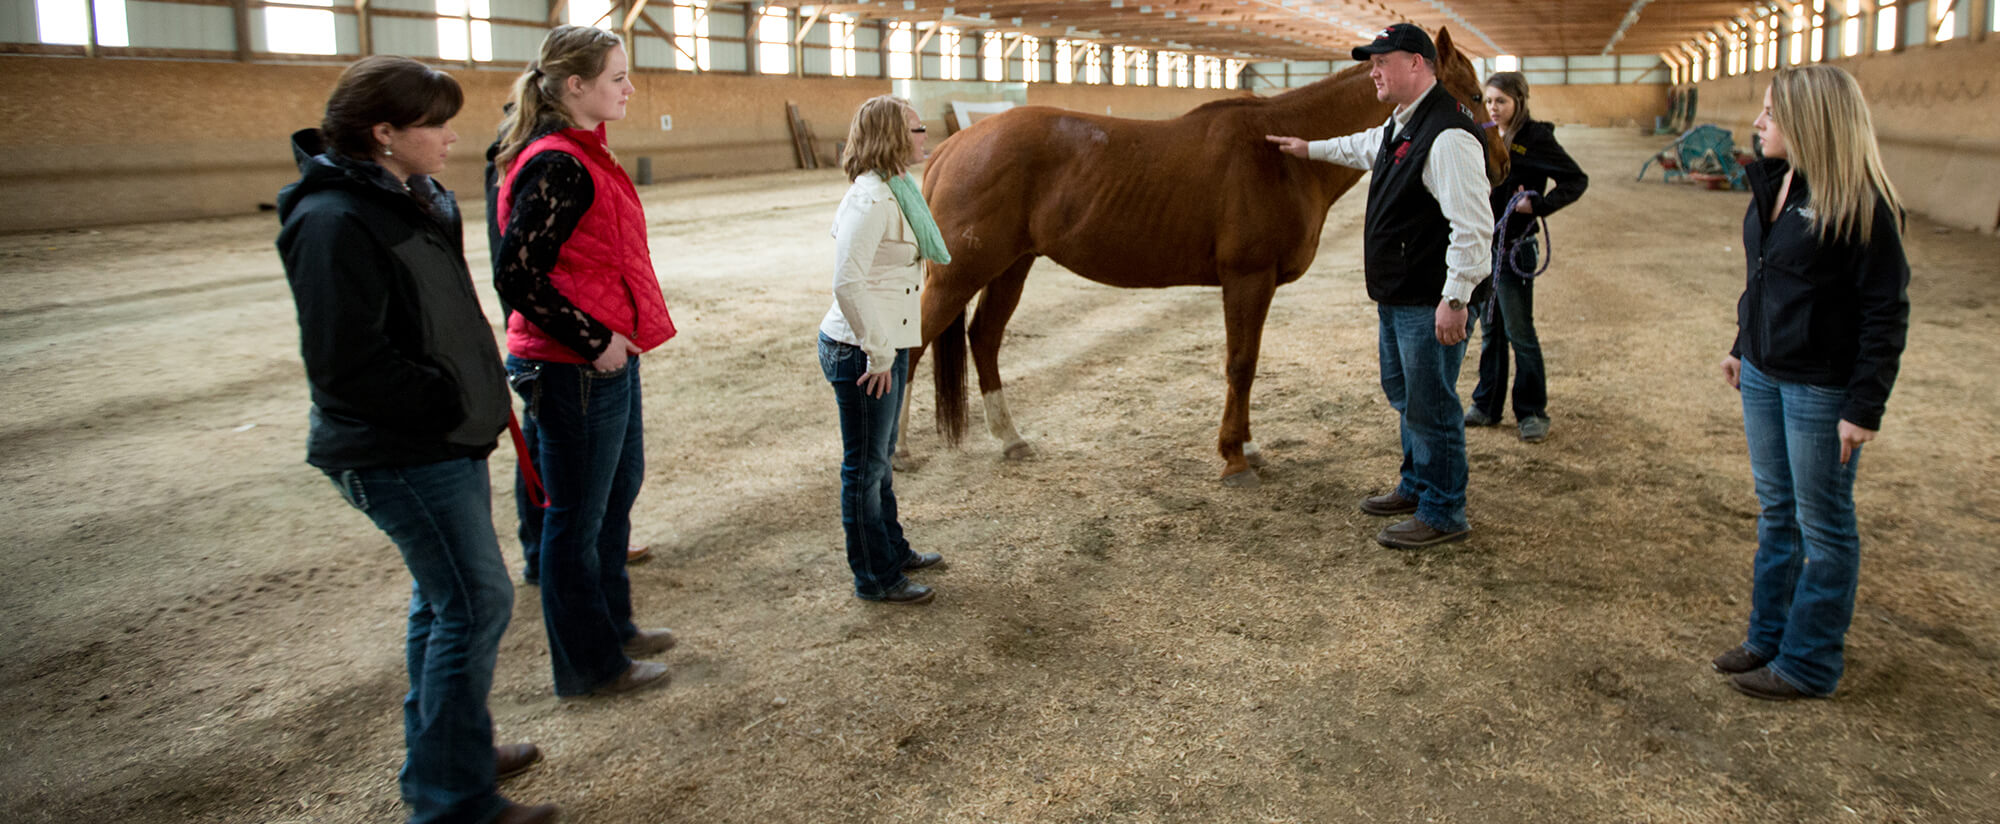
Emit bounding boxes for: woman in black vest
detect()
[1464,72,1588,443]
[276,56,554,824]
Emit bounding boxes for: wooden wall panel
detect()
[1687,38,2000,233]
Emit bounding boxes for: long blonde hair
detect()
[494,26,623,167]
[1769,65,1902,245]
[842,95,916,182]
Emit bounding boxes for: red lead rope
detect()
[506,411,548,509]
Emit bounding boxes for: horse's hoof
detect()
[1243,442,1268,469]
[1001,440,1035,461]
[892,454,926,472]
[1221,468,1261,488]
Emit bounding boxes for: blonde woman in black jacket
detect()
[1713,65,1910,702]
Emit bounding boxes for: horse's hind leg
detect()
[970,256,1035,460]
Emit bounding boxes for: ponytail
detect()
[495,26,623,167]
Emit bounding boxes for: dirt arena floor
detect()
[2,126,1997,823]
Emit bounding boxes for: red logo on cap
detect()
[1378,28,1394,39]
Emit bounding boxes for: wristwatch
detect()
[1447,298,1465,311]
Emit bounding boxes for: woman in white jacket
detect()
[818,95,951,605]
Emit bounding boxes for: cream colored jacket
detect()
[818,172,924,375]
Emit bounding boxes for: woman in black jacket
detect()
[1464,72,1588,443]
[276,56,554,824]
[1713,65,1909,702]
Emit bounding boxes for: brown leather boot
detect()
[493,801,560,823]
[495,742,542,781]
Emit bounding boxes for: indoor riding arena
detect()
[2,0,1997,820]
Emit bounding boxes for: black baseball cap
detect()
[1352,23,1438,63]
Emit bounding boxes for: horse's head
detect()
[1433,28,1510,185]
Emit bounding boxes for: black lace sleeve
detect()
[494,150,610,361]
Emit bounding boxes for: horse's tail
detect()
[933,307,970,445]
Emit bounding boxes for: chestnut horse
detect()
[911,28,1506,485]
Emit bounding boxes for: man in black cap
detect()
[1266,24,1493,549]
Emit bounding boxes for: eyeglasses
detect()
[910,126,927,134]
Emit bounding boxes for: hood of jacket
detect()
[278,128,458,228]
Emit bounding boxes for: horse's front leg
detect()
[1218,270,1277,487]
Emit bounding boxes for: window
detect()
[758,6,789,74]
[1175,53,1190,87]
[266,0,337,55]
[1936,0,1956,41]
[1788,4,1805,63]
[37,0,129,46]
[1877,1,1898,50]
[1193,55,1208,88]
[1493,54,1519,72]
[1225,58,1243,89]
[1134,49,1150,86]
[1810,0,1825,61]
[1084,43,1102,84]
[830,14,856,77]
[1751,18,1766,71]
[1022,35,1039,82]
[672,0,711,70]
[982,32,1003,80]
[1111,45,1126,85]
[567,0,613,28]
[939,27,962,80]
[1054,40,1072,83]
[437,0,493,63]
[888,21,914,79]
[1843,0,1862,54]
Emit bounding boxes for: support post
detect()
[743,2,757,74]
[357,0,373,56]
[85,0,99,57]
[234,0,251,61]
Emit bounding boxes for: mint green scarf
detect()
[886,172,952,265]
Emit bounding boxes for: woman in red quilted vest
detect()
[492,26,677,698]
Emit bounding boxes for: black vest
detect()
[1362,85,1485,306]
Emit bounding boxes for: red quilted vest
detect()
[497,124,675,363]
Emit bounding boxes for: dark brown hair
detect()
[494,26,625,167]
[1483,71,1531,144]
[320,56,464,161]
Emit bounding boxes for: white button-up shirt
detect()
[1306,82,1493,304]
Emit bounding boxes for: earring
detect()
[382,145,395,157]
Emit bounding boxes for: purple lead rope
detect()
[1494,188,1551,280]
[1481,188,1552,318]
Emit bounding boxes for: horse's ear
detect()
[1436,27,1454,57]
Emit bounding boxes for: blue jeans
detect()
[1738,359,1862,696]
[514,412,543,582]
[507,355,643,696]
[1470,243,1546,422]
[818,333,917,598]
[1377,304,1471,532]
[325,459,513,824]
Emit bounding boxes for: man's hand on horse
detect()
[1265,135,1311,158]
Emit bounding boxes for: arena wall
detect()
[1684,36,2000,233]
[1530,84,1671,128]
[0,57,1239,232]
